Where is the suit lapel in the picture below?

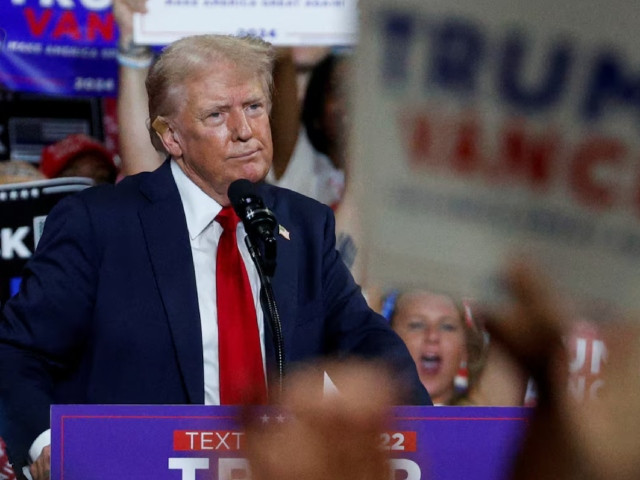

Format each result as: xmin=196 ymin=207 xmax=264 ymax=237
xmin=138 ymin=162 xmax=204 ymax=404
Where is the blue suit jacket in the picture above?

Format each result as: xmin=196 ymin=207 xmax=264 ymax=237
xmin=0 ymin=161 xmax=430 ymax=469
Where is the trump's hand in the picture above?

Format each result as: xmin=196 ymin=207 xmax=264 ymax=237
xmin=113 ymin=0 xmax=148 ymax=48
xmin=29 ymin=445 xmax=50 ymax=480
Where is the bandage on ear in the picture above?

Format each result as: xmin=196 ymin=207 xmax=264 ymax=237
xmin=152 ymin=116 xmax=169 ymax=134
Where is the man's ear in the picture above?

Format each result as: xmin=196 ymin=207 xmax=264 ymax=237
xmin=152 ymin=116 xmax=182 ymax=157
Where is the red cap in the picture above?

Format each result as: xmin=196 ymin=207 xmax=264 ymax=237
xmin=39 ymin=134 xmax=116 ymax=179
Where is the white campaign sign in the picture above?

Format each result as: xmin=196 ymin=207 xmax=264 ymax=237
xmin=133 ymin=0 xmax=357 ymax=46
xmin=352 ymin=0 xmax=640 ymax=314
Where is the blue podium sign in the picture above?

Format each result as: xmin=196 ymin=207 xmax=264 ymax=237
xmin=51 ymin=404 xmax=528 ymax=480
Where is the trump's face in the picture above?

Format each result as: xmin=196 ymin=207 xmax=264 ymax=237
xmin=159 ymin=61 xmax=272 ymax=205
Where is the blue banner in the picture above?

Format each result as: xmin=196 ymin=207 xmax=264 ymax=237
xmin=0 ymin=1 xmax=119 ymax=97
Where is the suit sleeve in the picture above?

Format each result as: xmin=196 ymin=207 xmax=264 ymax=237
xmin=0 ymin=194 xmax=99 ymax=469
xmin=318 ymin=205 xmax=432 ymax=405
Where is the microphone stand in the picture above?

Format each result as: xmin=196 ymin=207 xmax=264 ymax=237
xmin=244 ymin=234 xmax=285 ymax=401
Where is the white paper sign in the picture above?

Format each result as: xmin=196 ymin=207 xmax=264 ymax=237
xmin=352 ymin=0 xmax=640 ymax=314
xmin=133 ymin=0 xmax=357 ymax=46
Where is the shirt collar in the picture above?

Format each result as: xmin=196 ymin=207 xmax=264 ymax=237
xmin=170 ymin=160 xmax=223 ymax=240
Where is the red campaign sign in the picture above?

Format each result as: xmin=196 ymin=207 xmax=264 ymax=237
xmin=567 ymin=321 xmax=607 ymax=402
xmin=174 ymin=429 xmax=417 ymax=453
xmin=522 ymin=320 xmax=608 ymax=407
xmin=173 ymin=431 xmax=246 ymax=451
xmin=380 ymin=431 xmax=417 ymax=452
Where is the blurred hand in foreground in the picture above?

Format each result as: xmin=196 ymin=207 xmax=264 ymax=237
xmin=244 ymin=262 xmax=640 ymax=480
xmin=486 ymin=261 xmax=640 ymax=480
xmin=244 ymin=363 xmax=396 ymax=480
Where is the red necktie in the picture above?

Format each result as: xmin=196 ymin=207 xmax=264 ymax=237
xmin=215 ymin=206 xmax=267 ymax=404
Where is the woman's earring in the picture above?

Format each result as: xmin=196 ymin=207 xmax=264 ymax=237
xmin=454 ymin=360 xmax=469 ymax=392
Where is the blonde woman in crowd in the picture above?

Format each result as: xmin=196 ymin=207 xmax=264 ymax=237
xmin=385 ymin=290 xmax=484 ymax=405
xmin=386 ymin=289 xmax=527 ymax=406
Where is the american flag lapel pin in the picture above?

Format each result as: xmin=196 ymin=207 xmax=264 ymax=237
xmin=279 ymin=224 xmax=290 ymax=240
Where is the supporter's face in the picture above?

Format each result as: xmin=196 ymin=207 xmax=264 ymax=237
xmin=392 ymin=292 xmax=467 ymax=405
xmin=160 ymin=62 xmax=272 ymax=205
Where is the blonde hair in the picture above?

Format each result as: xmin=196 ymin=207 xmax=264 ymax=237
xmin=146 ymin=34 xmax=275 ymax=152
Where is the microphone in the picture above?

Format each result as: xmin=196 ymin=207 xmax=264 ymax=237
xmin=228 ymin=179 xmax=278 ymax=276
xmin=228 ymin=179 xmax=278 ymax=243
xmin=228 ymin=179 xmax=285 ymax=388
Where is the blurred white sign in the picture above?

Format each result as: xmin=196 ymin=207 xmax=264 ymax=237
xmin=352 ymin=0 xmax=640 ymax=314
xmin=133 ymin=0 xmax=357 ymax=46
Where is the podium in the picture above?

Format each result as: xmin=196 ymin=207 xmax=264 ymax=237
xmin=51 ymin=405 xmax=529 ymax=480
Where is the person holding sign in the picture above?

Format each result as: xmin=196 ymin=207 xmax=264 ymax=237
xmin=0 ymin=33 xmax=430 ymax=480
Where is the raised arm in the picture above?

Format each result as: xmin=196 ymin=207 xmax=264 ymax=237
xmin=114 ymin=0 xmax=164 ymax=176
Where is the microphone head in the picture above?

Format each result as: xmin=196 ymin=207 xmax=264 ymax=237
xmin=228 ymin=178 xmax=278 ymax=273
xmin=228 ymin=179 xmax=276 ymax=232
xmin=228 ymin=179 xmax=256 ymax=209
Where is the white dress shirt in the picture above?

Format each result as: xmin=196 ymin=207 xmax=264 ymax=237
xmin=170 ymin=160 xmax=266 ymax=405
